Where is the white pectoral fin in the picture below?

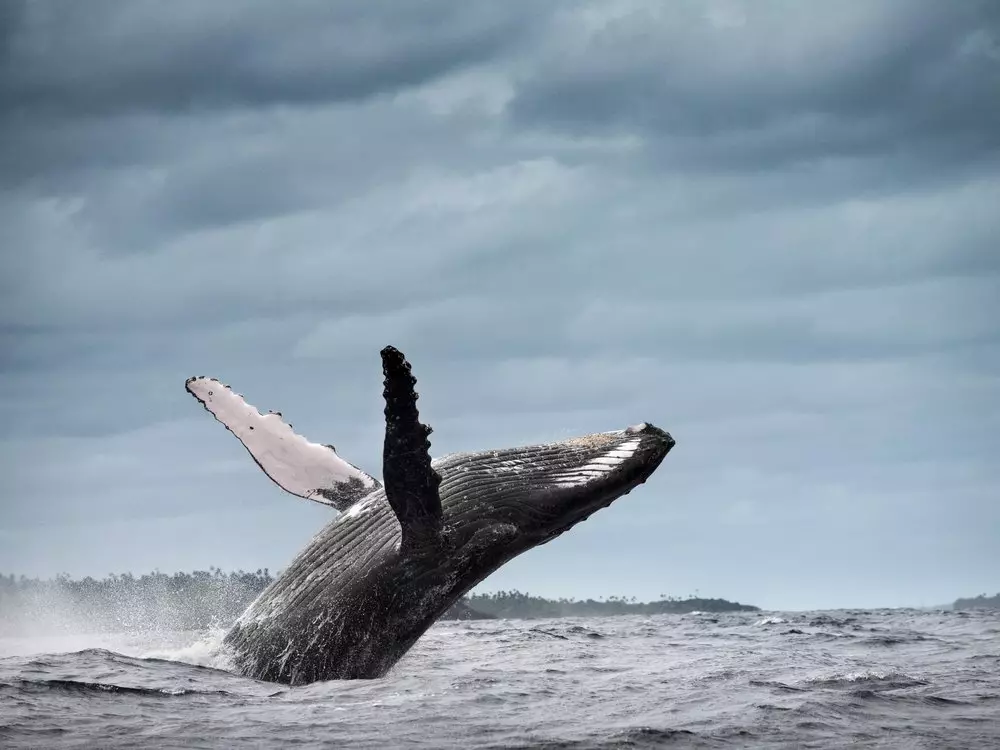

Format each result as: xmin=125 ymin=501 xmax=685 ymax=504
xmin=185 ymin=377 xmax=380 ymax=511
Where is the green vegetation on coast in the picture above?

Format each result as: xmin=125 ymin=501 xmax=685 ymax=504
xmin=460 ymin=590 xmax=758 ymax=619
xmin=0 ymin=571 xmax=757 ymax=635
xmin=953 ymin=592 xmax=1000 ymax=610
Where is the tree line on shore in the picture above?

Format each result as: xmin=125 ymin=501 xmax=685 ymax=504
xmin=952 ymin=592 xmax=1000 ymax=610
xmin=463 ymin=590 xmax=759 ymax=618
xmin=0 ymin=570 xmax=758 ymax=635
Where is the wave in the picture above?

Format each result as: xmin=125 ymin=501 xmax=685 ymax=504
xmin=809 ymin=615 xmax=858 ymax=629
xmin=748 ymin=679 xmax=807 ymax=693
xmin=809 ymin=670 xmax=928 ymax=690
xmin=528 ymin=628 xmax=569 ymax=640
xmin=494 ymin=726 xmax=703 ymax=750
xmin=139 ymin=627 xmax=233 ymax=671
xmin=847 ymin=688 xmax=972 ymax=708
xmin=6 ymin=678 xmax=231 ymax=698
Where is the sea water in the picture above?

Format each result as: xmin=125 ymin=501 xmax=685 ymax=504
xmin=1 ymin=609 xmax=998 ymax=748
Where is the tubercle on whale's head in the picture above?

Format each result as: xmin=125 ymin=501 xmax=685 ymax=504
xmin=438 ymin=422 xmax=675 ymax=555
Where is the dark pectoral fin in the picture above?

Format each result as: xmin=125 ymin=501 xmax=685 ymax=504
xmin=380 ymin=346 xmax=443 ymax=549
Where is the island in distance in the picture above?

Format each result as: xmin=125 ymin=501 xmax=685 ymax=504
xmin=10 ymin=572 xmax=995 ymax=633
xmin=0 ymin=571 xmax=757 ymax=636
xmin=447 ymin=590 xmax=760 ymax=620
xmin=951 ymin=592 xmax=1000 ymax=610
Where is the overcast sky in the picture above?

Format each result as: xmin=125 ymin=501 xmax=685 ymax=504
xmin=1 ymin=1 xmax=997 ymax=611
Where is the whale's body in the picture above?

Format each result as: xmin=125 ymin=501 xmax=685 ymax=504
xmin=187 ymin=347 xmax=674 ymax=685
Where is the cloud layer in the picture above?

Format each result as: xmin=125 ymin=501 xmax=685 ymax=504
xmin=1 ymin=0 xmax=998 ymax=609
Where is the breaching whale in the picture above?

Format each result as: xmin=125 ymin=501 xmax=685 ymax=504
xmin=186 ymin=346 xmax=674 ymax=684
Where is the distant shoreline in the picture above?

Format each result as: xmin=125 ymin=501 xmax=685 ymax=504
xmin=4 ymin=573 xmax=995 ymax=632
xmin=446 ymin=591 xmax=759 ymax=620
xmin=952 ymin=593 xmax=1000 ymax=610
xmin=0 ymin=571 xmax=758 ymax=635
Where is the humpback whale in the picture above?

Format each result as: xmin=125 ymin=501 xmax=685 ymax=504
xmin=186 ymin=346 xmax=674 ymax=684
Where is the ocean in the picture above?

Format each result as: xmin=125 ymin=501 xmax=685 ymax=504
xmin=1 ymin=608 xmax=997 ymax=749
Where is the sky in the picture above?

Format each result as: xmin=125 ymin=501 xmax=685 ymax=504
xmin=1 ymin=0 xmax=998 ymax=611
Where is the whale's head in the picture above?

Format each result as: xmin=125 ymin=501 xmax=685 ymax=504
xmin=436 ymin=422 xmax=674 ymax=575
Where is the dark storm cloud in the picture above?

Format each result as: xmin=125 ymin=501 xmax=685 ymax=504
xmin=0 ymin=0 xmax=543 ymax=119
xmin=510 ymin=1 xmax=1000 ymax=174
xmin=0 ymin=0 xmax=554 ymax=192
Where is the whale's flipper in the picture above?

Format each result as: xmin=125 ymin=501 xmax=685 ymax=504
xmin=380 ymin=346 xmax=443 ymax=550
xmin=185 ymin=377 xmax=380 ymax=511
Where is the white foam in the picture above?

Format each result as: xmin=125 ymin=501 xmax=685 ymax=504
xmin=185 ymin=377 xmax=379 ymax=510
xmin=141 ymin=627 xmax=233 ymax=671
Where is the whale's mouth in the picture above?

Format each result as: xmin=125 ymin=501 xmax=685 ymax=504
xmin=436 ymin=422 xmax=674 ymax=543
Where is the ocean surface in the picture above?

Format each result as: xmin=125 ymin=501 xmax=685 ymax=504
xmin=1 ymin=609 xmax=997 ymax=749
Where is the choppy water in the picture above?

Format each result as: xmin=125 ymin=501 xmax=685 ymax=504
xmin=1 ymin=609 xmax=998 ymax=749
